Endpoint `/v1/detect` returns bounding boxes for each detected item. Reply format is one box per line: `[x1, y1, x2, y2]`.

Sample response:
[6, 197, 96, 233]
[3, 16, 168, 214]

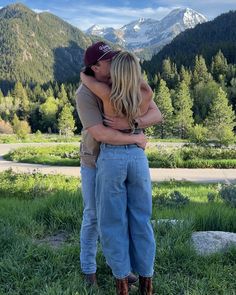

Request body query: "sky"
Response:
[1, 0, 236, 31]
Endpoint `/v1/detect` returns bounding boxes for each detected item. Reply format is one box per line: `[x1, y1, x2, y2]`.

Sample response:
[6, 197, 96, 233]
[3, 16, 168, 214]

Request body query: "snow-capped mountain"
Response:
[85, 8, 207, 57]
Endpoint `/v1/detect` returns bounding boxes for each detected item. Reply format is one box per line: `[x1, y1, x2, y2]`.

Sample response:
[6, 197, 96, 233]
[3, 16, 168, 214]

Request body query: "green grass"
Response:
[0, 133, 81, 144]
[0, 171, 236, 294]
[5, 144, 236, 169]
[4, 145, 81, 166]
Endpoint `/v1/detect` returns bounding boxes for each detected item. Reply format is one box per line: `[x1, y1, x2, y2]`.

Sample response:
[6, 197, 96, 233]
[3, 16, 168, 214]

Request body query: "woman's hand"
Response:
[103, 115, 130, 130]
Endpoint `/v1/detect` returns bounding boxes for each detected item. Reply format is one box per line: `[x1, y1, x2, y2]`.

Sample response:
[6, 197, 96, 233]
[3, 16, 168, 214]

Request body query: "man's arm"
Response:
[104, 100, 163, 129]
[87, 124, 147, 149]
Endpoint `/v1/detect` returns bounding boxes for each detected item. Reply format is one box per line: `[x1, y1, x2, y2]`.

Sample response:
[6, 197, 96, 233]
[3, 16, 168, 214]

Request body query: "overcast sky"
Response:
[1, 0, 236, 30]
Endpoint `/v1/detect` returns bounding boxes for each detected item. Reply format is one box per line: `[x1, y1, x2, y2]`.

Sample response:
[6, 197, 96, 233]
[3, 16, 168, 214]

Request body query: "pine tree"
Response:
[205, 87, 235, 145]
[58, 84, 68, 107]
[193, 80, 220, 123]
[58, 104, 76, 136]
[12, 81, 30, 119]
[174, 81, 194, 138]
[193, 55, 212, 85]
[161, 58, 179, 89]
[180, 66, 192, 87]
[154, 79, 174, 138]
[211, 50, 228, 82]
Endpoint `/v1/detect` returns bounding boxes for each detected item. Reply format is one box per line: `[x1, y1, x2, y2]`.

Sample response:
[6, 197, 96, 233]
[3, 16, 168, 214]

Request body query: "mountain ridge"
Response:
[86, 8, 207, 58]
[0, 3, 93, 85]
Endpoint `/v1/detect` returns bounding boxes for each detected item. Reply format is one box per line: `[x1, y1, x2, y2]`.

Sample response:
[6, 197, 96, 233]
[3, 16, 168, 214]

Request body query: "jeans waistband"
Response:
[100, 143, 138, 149]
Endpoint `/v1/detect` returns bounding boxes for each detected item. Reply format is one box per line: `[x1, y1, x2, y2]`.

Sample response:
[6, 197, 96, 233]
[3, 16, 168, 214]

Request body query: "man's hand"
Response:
[134, 132, 147, 150]
[103, 115, 130, 130]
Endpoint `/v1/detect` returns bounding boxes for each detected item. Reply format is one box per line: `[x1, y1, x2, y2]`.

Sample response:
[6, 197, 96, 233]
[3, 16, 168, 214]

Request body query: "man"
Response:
[75, 41, 162, 288]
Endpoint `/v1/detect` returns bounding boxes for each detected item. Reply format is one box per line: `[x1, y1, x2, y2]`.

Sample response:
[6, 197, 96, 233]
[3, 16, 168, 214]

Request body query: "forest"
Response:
[0, 50, 235, 145]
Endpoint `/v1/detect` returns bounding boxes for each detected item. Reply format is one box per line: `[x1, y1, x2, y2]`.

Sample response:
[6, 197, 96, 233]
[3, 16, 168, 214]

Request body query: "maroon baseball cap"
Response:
[84, 42, 119, 67]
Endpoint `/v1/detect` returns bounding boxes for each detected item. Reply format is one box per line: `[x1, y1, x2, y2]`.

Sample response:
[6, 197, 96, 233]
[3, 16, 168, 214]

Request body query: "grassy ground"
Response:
[0, 134, 81, 144]
[4, 144, 236, 169]
[0, 171, 236, 294]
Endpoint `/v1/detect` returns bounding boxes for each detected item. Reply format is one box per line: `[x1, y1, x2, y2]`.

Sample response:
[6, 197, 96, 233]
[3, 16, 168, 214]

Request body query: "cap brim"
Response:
[99, 50, 120, 61]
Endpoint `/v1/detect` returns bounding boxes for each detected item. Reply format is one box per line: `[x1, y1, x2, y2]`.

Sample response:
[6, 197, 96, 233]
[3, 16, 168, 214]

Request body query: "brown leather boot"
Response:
[116, 277, 129, 295]
[85, 273, 97, 286]
[139, 276, 153, 295]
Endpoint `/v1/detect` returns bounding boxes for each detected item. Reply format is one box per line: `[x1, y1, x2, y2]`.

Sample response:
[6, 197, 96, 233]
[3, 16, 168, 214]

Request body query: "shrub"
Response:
[207, 192, 218, 203]
[188, 124, 208, 145]
[219, 184, 236, 208]
[155, 190, 190, 208]
[0, 120, 13, 134]
[216, 126, 235, 147]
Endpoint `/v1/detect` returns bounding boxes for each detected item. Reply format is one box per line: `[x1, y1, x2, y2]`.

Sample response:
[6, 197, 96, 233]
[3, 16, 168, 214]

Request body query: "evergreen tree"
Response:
[161, 58, 179, 89]
[142, 71, 149, 83]
[180, 66, 192, 87]
[228, 78, 236, 110]
[211, 50, 228, 82]
[154, 79, 173, 138]
[58, 84, 68, 107]
[58, 104, 76, 136]
[174, 81, 194, 138]
[12, 81, 30, 119]
[193, 80, 220, 123]
[193, 55, 212, 85]
[205, 87, 235, 145]
[32, 83, 46, 103]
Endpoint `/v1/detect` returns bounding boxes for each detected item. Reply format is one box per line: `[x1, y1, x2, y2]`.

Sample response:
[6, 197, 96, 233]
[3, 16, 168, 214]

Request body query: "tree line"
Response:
[0, 50, 236, 145]
[0, 81, 80, 137]
[144, 50, 236, 145]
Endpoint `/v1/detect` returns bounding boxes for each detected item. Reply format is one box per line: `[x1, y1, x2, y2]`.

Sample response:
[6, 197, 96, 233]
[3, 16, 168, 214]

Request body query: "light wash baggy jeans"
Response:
[96, 144, 156, 279]
[80, 164, 98, 274]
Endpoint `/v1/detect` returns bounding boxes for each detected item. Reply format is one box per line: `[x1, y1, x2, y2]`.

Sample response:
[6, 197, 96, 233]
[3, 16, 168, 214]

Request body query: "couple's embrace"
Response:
[76, 42, 162, 294]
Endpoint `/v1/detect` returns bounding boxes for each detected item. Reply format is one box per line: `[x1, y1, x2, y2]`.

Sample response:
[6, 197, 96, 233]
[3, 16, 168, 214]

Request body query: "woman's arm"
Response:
[80, 72, 111, 102]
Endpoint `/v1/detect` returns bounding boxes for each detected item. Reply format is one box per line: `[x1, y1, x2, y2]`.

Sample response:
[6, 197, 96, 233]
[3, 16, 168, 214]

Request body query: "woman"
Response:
[80, 51, 156, 295]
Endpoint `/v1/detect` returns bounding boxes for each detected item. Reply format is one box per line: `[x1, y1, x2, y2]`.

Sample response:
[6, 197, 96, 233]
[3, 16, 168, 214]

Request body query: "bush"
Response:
[219, 184, 236, 207]
[188, 124, 208, 145]
[216, 126, 235, 147]
[155, 190, 190, 208]
[207, 192, 218, 203]
[0, 120, 13, 134]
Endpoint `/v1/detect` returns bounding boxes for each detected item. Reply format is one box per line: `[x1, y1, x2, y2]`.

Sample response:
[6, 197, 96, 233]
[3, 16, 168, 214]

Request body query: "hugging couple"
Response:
[76, 41, 162, 294]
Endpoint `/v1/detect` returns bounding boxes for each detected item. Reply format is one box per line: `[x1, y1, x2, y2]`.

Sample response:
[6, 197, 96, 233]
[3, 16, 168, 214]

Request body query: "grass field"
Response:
[0, 170, 236, 294]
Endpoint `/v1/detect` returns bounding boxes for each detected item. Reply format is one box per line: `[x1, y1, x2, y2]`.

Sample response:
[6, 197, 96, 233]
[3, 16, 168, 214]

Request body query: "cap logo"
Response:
[99, 44, 110, 53]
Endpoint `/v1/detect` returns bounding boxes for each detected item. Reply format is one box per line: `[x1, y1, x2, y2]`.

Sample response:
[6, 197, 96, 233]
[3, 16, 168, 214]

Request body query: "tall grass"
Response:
[0, 172, 236, 294]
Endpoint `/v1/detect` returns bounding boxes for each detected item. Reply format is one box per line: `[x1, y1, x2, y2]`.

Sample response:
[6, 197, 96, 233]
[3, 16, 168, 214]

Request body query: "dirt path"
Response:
[1, 143, 236, 183]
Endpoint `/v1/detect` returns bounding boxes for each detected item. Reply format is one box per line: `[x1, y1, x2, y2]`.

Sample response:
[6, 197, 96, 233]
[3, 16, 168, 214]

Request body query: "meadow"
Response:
[0, 170, 236, 295]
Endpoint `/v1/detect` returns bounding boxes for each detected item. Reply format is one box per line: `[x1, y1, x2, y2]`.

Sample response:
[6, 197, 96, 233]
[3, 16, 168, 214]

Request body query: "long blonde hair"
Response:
[110, 51, 142, 129]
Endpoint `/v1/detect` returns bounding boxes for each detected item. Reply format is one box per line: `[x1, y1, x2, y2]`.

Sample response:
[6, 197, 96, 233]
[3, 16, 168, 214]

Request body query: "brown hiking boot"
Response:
[116, 277, 129, 295]
[139, 276, 153, 295]
[85, 273, 97, 286]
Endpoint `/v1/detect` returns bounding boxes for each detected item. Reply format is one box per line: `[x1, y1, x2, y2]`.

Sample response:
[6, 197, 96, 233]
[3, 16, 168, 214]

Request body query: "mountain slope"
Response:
[0, 3, 93, 84]
[86, 8, 207, 58]
[142, 10, 236, 74]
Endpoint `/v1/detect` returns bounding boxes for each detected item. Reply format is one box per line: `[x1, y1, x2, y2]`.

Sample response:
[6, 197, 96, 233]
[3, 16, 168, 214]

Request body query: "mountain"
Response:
[86, 8, 207, 58]
[0, 3, 94, 85]
[142, 10, 236, 75]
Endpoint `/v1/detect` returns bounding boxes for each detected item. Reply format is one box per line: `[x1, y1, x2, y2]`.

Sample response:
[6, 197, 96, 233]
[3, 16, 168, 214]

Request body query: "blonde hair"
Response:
[110, 51, 142, 129]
